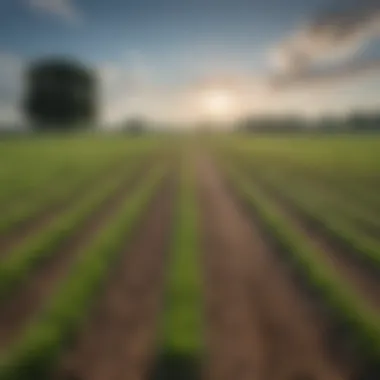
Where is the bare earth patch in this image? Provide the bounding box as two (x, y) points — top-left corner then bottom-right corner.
(0, 169), (146, 354)
(256, 183), (380, 313)
(198, 154), (353, 380)
(52, 179), (174, 380)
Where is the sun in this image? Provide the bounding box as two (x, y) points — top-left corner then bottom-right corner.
(199, 89), (237, 119)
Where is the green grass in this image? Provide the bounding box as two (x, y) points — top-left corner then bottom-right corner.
(154, 154), (202, 379)
(0, 136), (163, 208)
(1, 133), (379, 378)
(224, 151), (380, 269)
(228, 150), (380, 234)
(0, 158), (145, 301)
(0, 164), (168, 380)
(213, 134), (380, 212)
(222, 160), (380, 365)
(0, 159), (123, 233)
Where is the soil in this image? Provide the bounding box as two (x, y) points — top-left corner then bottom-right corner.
(52, 178), (174, 380)
(0, 160), (138, 257)
(198, 154), (354, 380)
(0, 167), (147, 354)
(255, 178), (380, 313)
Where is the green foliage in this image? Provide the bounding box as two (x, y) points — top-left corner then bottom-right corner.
(155, 154), (202, 378)
(223, 161), (380, 363)
(24, 58), (97, 128)
(218, 146), (380, 268)
(0, 137), (166, 231)
(0, 165), (167, 380)
(0, 160), (142, 301)
(0, 163), (113, 233)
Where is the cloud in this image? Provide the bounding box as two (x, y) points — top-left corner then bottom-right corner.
(97, 52), (158, 124)
(0, 54), (23, 94)
(0, 54), (24, 123)
(27, 0), (81, 24)
(270, 2), (380, 86)
(0, 50), (377, 128)
(99, 58), (374, 125)
(271, 58), (380, 89)
(272, 3), (380, 72)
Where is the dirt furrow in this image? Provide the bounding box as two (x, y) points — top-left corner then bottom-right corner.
(0, 160), (136, 257)
(52, 179), (174, 380)
(199, 155), (353, 380)
(255, 178), (380, 313)
(0, 168), (147, 354)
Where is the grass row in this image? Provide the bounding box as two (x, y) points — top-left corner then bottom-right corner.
(252, 165), (380, 269)
(0, 151), (115, 208)
(256, 164), (380, 228)
(221, 150), (380, 269)
(221, 159), (380, 366)
(154, 155), (202, 379)
(215, 139), (380, 215)
(262, 171), (380, 237)
(229, 150), (380, 235)
(0, 164), (168, 380)
(260, 169), (380, 241)
(0, 147), (165, 234)
(0, 137), (165, 209)
(0, 159), (123, 234)
(0, 158), (146, 301)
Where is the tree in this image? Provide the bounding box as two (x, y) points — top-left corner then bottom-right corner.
(24, 57), (97, 129)
(123, 117), (148, 135)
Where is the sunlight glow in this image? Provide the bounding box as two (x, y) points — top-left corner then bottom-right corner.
(199, 89), (237, 119)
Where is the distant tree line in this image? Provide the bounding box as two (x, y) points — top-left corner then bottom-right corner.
(8, 54), (380, 134)
(122, 117), (149, 135)
(236, 112), (380, 133)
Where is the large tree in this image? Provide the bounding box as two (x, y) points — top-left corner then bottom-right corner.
(24, 58), (97, 129)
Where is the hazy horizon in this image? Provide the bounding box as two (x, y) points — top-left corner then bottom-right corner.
(1, 0), (380, 127)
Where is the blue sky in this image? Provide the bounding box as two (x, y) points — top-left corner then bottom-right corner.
(1, 0), (380, 125)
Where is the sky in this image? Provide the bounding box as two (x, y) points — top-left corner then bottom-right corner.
(0, 0), (380, 126)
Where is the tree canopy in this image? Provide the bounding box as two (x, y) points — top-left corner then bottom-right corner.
(24, 58), (97, 129)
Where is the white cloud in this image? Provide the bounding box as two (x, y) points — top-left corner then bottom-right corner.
(97, 52), (159, 125)
(27, 0), (81, 24)
(271, 4), (380, 74)
(0, 54), (24, 124)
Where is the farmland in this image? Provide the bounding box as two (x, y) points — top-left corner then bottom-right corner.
(0, 133), (379, 380)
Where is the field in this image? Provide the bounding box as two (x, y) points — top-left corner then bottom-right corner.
(0, 133), (379, 380)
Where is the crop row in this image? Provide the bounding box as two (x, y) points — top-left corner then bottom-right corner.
(220, 159), (380, 370)
(214, 140), (380, 215)
(226, 150), (380, 235)
(0, 164), (168, 380)
(154, 154), (202, 378)
(0, 146), (166, 234)
(223, 150), (380, 270)
(0, 137), (164, 209)
(255, 164), (380, 230)
(258, 171), (380, 237)
(0, 152), (112, 208)
(0, 160), (124, 234)
(0, 157), (147, 301)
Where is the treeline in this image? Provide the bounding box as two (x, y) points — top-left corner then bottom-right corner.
(236, 112), (380, 133)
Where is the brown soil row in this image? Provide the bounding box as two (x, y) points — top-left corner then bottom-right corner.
(0, 165), (150, 355)
(199, 155), (355, 380)
(52, 178), (174, 380)
(253, 177), (380, 313)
